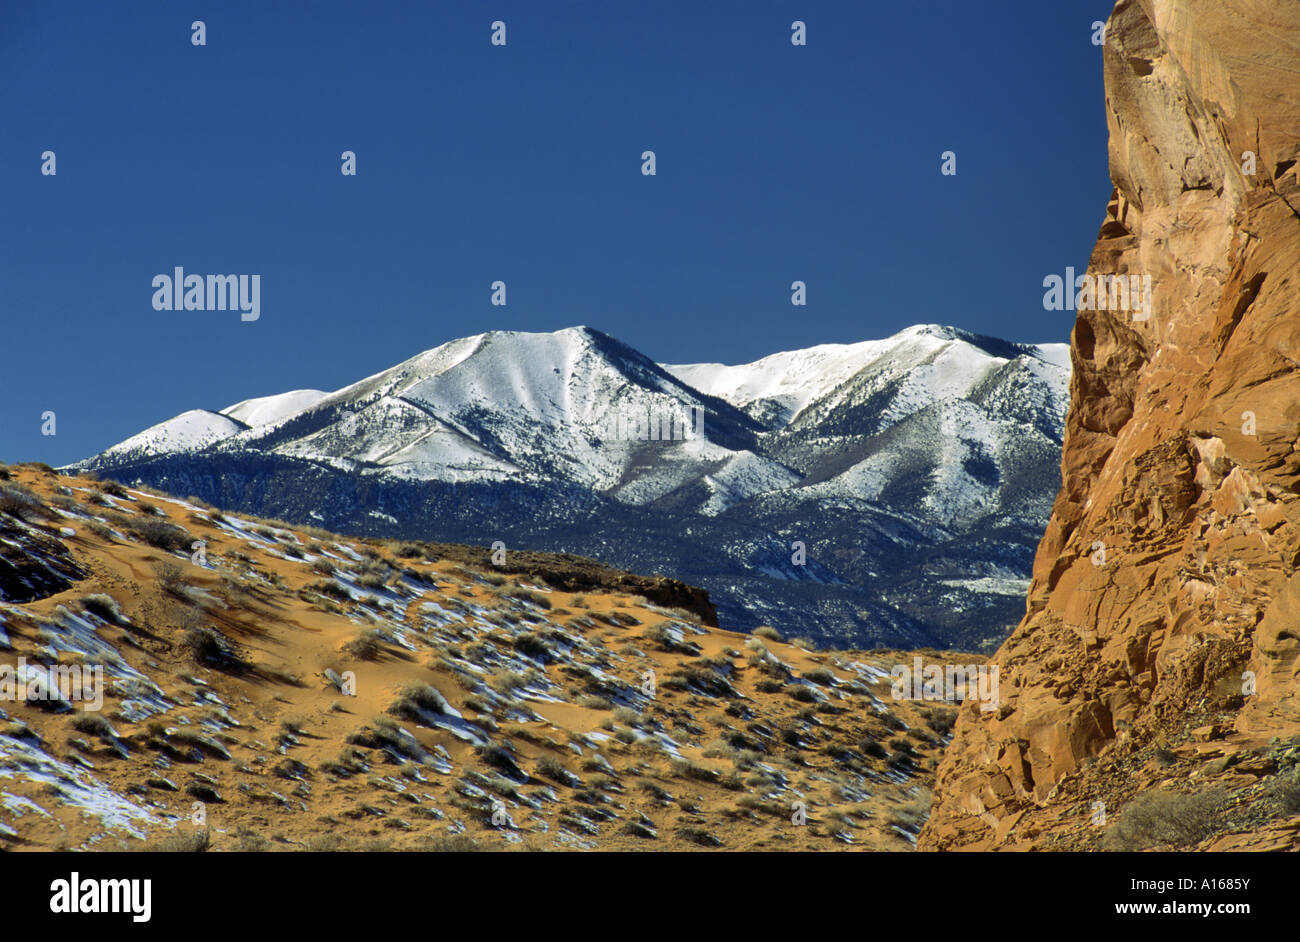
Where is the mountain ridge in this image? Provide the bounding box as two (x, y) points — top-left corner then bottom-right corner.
(72, 323), (1070, 650)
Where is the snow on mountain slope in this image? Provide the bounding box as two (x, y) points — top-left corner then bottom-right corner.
(664, 336), (897, 426)
(221, 389), (328, 428)
(182, 327), (775, 497)
(671, 324), (1068, 440)
(100, 409), (247, 459)
(670, 320), (1066, 441)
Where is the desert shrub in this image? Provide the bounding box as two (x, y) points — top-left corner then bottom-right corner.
(344, 628), (386, 660)
(676, 826), (722, 847)
(511, 588), (552, 610)
(415, 833), (481, 852)
(0, 483), (51, 521)
(702, 737), (735, 760)
(388, 684), (452, 722)
(182, 626), (246, 672)
(923, 708), (956, 736)
(475, 743), (524, 778)
(50, 494), (80, 512)
(319, 747), (369, 778)
(664, 665), (733, 698)
(127, 517), (192, 553)
(88, 516), (117, 537)
(753, 625), (782, 642)
(671, 758), (719, 783)
(132, 829), (211, 852)
(1102, 788), (1225, 850)
(71, 713), (115, 739)
(310, 578), (351, 601)
(888, 736), (913, 753)
(346, 718), (423, 760)
(592, 610), (640, 628)
(536, 754), (573, 784)
(803, 667), (836, 685)
(395, 543), (423, 558)
(305, 833), (345, 851)
(489, 670), (527, 695)
(81, 593), (125, 625)
(156, 560), (188, 596)
(642, 622), (676, 650)
(511, 632), (552, 661)
(612, 706), (641, 726)
(859, 738), (888, 759)
(786, 685), (819, 703)
(232, 827), (271, 852)
(888, 793), (932, 832)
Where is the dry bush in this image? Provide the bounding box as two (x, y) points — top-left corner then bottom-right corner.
(388, 684), (451, 722)
(97, 480), (128, 498)
(489, 670), (527, 694)
(129, 828), (211, 852)
(1102, 788), (1225, 850)
(81, 593), (126, 625)
(511, 587), (552, 610)
(343, 628), (386, 660)
(887, 790), (932, 832)
(156, 560), (188, 596)
(0, 483), (52, 521)
(182, 625), (246, 673)
(126, 516), (192, 553)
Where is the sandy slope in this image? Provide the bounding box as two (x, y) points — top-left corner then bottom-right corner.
(0, 463), (979, 852)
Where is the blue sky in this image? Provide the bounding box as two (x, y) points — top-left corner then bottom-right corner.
(1, 0), (1114, 465)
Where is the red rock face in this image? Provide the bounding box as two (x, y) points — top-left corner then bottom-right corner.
(921, 0), (1300, 851)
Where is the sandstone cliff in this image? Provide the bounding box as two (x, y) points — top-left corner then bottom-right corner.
(922, 0), (1300, 851)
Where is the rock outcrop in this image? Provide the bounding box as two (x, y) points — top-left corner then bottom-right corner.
(922, 0), (1300, 850)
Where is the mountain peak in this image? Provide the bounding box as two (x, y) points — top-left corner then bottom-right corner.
(72, 321), (1068, 650)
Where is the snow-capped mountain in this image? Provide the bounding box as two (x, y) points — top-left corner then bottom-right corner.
(72, 324), (1069, 649)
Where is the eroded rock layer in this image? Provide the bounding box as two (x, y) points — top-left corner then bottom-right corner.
(922, 0), (1300, 850)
